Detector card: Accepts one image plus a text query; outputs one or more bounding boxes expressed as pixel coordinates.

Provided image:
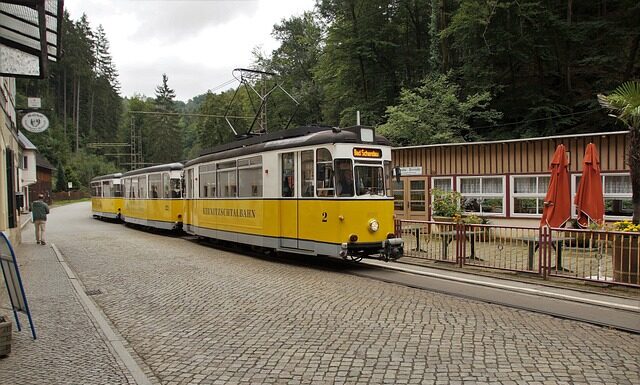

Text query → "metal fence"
[397,219,640,287]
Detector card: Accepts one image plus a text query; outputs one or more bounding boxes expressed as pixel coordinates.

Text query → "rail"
[397,219,640,287]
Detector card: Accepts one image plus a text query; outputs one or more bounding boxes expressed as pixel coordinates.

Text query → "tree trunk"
[349,4,368,102]
[565,0,573,92]
[629,129,640,224]
[76,79,80,152]
[89,90,94,140]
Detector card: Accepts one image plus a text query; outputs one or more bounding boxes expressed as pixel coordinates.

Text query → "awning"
[0,0,63,78]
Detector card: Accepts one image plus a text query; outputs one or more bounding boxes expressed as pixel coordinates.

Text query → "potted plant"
[610,220,639,284]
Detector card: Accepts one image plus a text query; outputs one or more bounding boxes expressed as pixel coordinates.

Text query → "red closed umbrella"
[574,143,604,227]
[540,144,571,228]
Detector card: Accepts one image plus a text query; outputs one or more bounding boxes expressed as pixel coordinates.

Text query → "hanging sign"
[27,97,41,108]
[21,112,49,133]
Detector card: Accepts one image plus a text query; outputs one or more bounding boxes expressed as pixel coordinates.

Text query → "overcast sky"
[64,0,315,102]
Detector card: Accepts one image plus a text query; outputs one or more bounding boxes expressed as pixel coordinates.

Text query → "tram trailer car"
[121,163,184,230]
[182,126,403,261]
[90,173,124,219]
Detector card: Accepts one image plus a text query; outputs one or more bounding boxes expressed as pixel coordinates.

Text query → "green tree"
[146,74,182,164]
[378,73,501,146]
[598,81,640,224]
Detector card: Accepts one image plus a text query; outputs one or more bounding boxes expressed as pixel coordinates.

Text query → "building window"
[572,173,632,219]
[511,175,550,216]
[432,177,453,192]
[458,176,505,215]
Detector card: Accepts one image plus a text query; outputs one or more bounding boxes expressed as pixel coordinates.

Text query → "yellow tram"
[121,163,184,230]
[90,173,124,219]
[182,126,403,260]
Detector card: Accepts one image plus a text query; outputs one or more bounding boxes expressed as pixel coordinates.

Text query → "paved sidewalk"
[0,218,135,385]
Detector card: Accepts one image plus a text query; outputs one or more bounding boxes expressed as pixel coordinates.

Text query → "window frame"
[457,175,506,217]
[571,172,632,221]
[510,174,550,218]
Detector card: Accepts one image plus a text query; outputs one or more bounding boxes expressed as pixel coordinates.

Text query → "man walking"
[32,193,49,245]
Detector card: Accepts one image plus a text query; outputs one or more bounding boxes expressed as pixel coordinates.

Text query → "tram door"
[279,152,298,248]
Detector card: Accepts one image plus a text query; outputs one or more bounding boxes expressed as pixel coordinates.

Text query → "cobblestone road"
[4,202,640,384]
[0,220,132,384]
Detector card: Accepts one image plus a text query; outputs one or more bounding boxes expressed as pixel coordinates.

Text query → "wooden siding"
[392,132,629,175]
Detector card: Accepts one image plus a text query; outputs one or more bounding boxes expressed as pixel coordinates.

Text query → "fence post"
[539,226,547,279]
[457,222,465,268]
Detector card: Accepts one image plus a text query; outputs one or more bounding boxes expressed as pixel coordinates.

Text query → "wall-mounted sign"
[21,112,49,133]
[353,147,382,158]
[394,166,423,176]
[27,97,41,108]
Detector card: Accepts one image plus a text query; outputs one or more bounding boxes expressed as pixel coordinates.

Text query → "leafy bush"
[431,188,462,218]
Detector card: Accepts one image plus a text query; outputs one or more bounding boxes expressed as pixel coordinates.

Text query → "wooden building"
[391,131,631,226]
[29,153,55,205]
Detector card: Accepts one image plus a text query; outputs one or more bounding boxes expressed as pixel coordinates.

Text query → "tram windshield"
[354,165,385,196]
[335,159,354,197]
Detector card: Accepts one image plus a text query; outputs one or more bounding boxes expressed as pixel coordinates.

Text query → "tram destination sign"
[353,147,382,158]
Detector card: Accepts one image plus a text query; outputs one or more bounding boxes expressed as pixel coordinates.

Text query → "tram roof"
[122,162,184,177]
[187,126,390,166]
[91,173,123,182]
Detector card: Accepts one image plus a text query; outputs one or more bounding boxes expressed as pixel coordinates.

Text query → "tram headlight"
[368,219,380,232]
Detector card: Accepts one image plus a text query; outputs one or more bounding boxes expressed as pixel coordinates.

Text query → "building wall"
[391,131,631,225]
[392,132,628,175]
[0,76,22,244]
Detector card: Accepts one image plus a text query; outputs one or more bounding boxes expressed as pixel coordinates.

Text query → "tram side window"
[335,159,354,197]
[102,181,111,197]
[384,161,392,197]
[148,173,162,198]
[238,156,262,197]
[316,148,334,197]
[200,164,216,198]
[114,183,123,198]
[170,178,182,198]
[218,161,237,198]
[91,182,100,197]
[131,178,138,198]
[281,153,295,197]
[138,176,147,198]
[162,173,170,198]
[124,179,131,198]
[186,168,194,199]
[300,151,314,197]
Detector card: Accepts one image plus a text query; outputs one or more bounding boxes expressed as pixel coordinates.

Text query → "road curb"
[364,259,640,313]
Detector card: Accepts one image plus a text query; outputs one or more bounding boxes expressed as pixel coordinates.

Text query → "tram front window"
[355,166,385,196]
[335,159,354,197]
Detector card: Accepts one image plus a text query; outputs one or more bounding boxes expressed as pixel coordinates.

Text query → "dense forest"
[18,1,639,191]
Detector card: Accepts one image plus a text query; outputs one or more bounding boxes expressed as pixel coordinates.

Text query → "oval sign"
[21,112,49,133]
